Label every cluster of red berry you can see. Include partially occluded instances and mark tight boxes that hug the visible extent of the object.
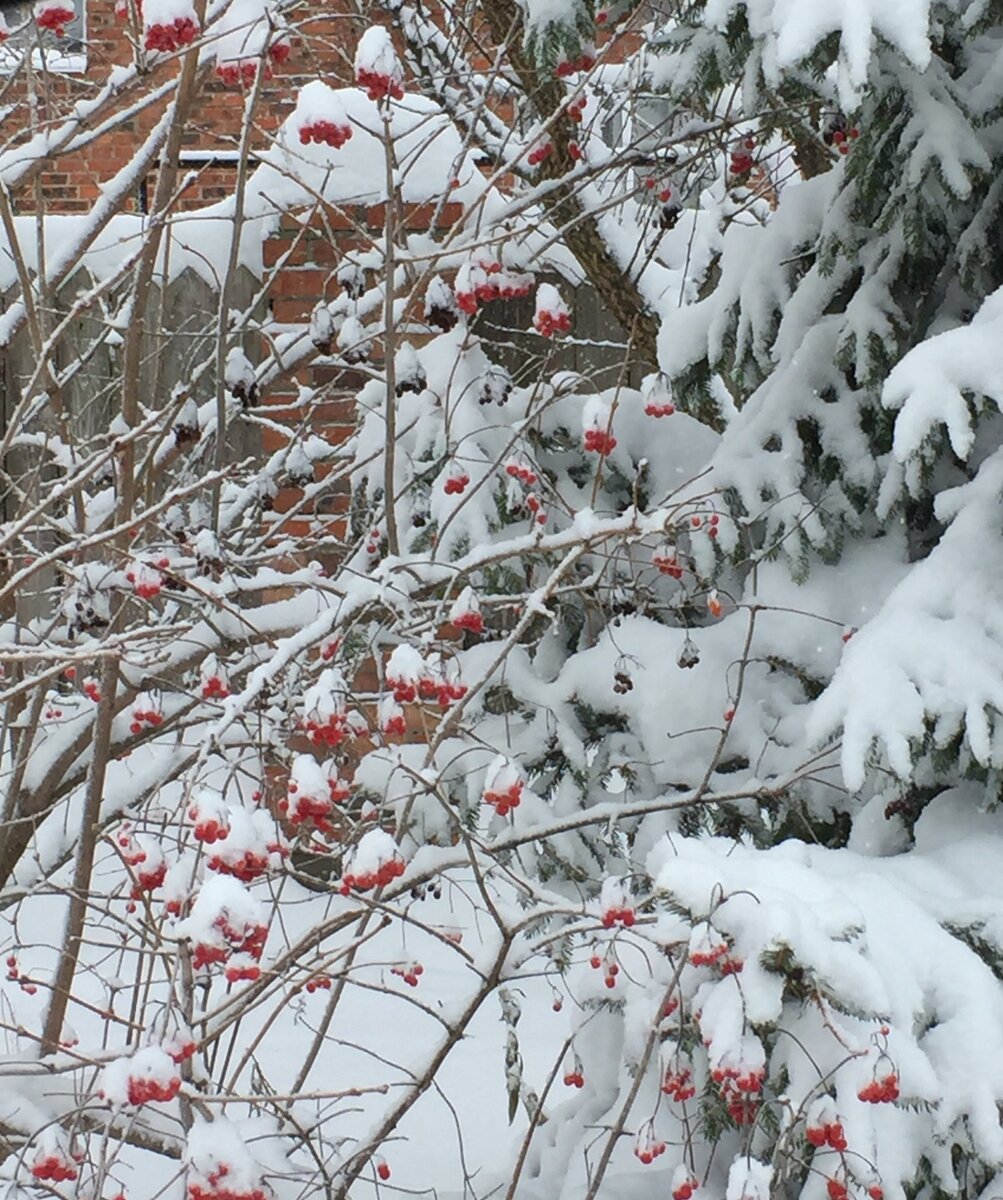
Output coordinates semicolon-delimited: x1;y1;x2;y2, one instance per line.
858;1072;899;1102
391;961;424;987
126;1072;181;1106
132;859;167;896
201;674;230;700
455;287;478;317
82;675;102;702
527;141;554;167
281;777;348;836
600;904;635;929
730;135;757;179
130;703;163;736
166;1036;196;1063
207;845;279;884
643;178;674;203
188;1184;268;1200
831;127;860;154
568;141;584;161
5;953;38;995
298;119;353;148
483;778;523;817
455;266;533;318
119;833;167;896
533;307;572;338
365;527;382;556
302;710;350;748
712;1063;763;1125
671;1171;695;1200
555;49;596;77
583;428;617;456
505;460;538;486
807;1118;847;1151
127;560;168;599
443;469;470;495
633;1136;668;1165
388;673;467;708
652;548;684;578
357;66;403;101
340;854;406;894
31;1154;79;1182
376;1160;392;1182
526;493;548;525
672;1172;698;1197
216;60;264;87
588;952;620;989
192;914;267;974
689;512;721;540
144;16;198;52
690;940;742;974
189;1165;268;1200
380;705;407;736
563;1070;585;1087
304;973;333;993
828;1179;881;1200
190;806;227;844
225;959;261;983
567;95;588;123
661;1065;696;1102
35;3;75;35
689;937;729;968
452;609;484;635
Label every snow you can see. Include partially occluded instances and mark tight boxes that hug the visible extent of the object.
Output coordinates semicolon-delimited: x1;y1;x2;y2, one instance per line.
354;25;403;89
809;450;1003;789
703;0;933;104
885;285;1003;461
9;5;1003;1200
0;212;256;295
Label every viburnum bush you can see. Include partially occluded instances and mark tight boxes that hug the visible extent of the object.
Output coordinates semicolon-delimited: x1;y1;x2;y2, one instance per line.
3;1;1003;1199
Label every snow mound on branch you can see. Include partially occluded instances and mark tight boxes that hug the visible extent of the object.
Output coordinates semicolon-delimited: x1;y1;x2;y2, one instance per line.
702;0;933;104
0;213;254;294
648;816;1003;1173
885;285;1003;462
240;86;483;214
809;449;1003;790
187;1114;267;1200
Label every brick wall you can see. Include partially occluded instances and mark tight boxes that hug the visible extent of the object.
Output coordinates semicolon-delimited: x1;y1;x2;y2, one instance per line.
261;201;464;542
7;0;365;212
